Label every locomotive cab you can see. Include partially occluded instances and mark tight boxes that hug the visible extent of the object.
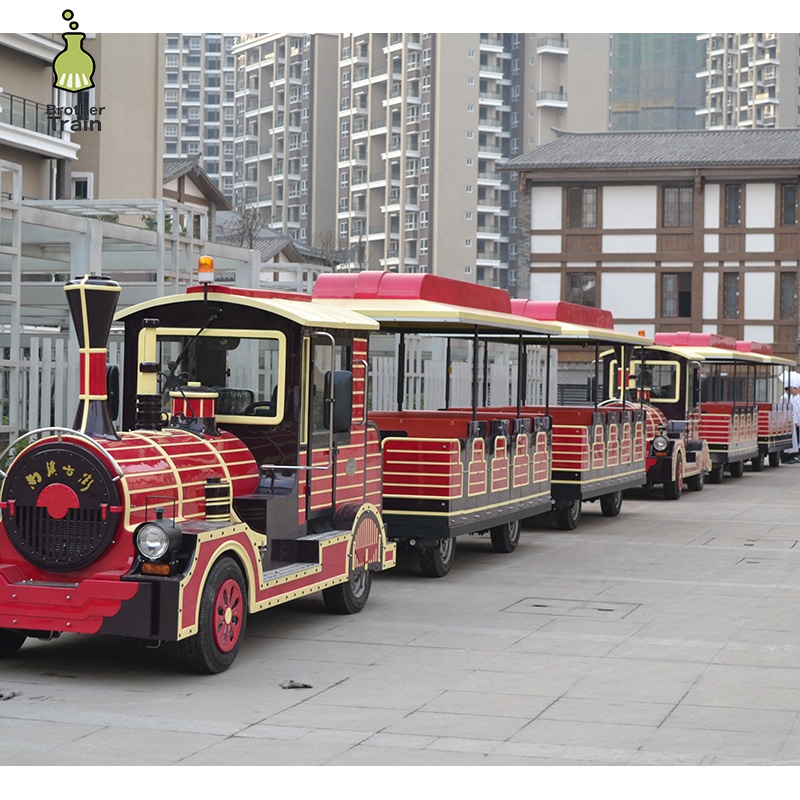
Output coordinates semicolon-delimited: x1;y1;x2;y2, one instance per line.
0;270;395;674
602;344;711;499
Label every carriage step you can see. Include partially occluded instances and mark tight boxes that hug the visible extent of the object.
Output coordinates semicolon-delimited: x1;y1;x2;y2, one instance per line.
262;562;317;582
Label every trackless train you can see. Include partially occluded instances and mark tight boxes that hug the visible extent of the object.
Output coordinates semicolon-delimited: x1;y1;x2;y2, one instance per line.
0;264;795;672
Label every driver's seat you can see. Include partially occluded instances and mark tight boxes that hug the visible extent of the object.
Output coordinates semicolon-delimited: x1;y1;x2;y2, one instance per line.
214;387;255;415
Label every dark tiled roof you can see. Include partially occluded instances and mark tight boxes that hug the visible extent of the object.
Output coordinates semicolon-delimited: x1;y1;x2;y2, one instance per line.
162;155;231;210
505;129;800;170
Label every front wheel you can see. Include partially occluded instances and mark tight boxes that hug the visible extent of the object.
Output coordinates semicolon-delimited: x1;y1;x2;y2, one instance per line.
599;490;623;517
751;455;764;472
490;519;521;553
729;460;744;478
418;537;456;578
555;499;582;531
769;451;781;468
179;557;247;674
323;567;372;614
708;463;724;484
0;629;26;658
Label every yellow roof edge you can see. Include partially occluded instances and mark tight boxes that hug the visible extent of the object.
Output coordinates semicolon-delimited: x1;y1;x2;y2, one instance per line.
114;292;379;330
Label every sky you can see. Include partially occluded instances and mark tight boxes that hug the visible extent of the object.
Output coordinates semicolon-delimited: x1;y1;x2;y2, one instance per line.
4;0;782;34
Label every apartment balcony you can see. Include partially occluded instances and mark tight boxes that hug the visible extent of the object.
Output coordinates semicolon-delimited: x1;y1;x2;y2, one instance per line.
478;171;502;185
536;90;567;108
754;91;777;105
478;115;503;130
537;37;569;54
0;91;80;160
480;35;504;49
478;64;505;78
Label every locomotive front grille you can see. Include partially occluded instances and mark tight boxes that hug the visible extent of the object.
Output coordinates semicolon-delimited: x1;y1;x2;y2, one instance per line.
13;504;112;569
1;440;122;573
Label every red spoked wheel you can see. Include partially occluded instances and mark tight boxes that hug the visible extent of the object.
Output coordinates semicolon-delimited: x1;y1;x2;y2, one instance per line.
212;577;244;653
180;557;248;674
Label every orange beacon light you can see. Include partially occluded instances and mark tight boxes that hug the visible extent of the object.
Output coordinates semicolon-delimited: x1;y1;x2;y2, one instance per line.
198;255;215;283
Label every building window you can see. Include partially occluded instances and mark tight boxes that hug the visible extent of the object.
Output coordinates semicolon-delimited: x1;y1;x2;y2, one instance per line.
780;271;797;318
661;272;692;317
567;187;598;229
724;185;741;227
566;272;596;307
782;185;798;226
723;272;740;317
663;187;693;227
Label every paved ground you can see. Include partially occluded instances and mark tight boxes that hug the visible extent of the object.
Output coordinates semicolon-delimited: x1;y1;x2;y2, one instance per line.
2;462;800;767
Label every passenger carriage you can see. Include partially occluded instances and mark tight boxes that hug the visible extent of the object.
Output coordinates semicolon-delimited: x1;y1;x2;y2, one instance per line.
508;300;650;530
651;332;762;484
313;271;560;577
733;341;794;470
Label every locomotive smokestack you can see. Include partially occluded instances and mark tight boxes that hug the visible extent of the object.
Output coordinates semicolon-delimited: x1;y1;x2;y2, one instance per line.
65;273;121;439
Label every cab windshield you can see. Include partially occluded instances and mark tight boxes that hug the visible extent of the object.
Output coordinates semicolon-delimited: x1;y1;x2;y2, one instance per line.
154;328;285;422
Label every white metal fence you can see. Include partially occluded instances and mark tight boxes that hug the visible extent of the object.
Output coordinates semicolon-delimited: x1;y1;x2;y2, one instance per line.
0;332;124;449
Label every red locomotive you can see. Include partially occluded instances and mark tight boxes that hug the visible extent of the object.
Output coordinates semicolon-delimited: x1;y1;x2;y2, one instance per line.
0;268;395;672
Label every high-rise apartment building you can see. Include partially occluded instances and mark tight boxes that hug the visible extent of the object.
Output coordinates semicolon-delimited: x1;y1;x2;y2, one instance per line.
231;33;339;248
336;33;524;286
696;33;800;129
610;33;702;131
164;33;237;201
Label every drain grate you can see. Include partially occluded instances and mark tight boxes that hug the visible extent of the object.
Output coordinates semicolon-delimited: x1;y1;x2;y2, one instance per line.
504;597;640;620
701;536;798;549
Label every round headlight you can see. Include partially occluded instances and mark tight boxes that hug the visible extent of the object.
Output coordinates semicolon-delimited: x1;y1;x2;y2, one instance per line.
136;523;170;560
652;435;669;453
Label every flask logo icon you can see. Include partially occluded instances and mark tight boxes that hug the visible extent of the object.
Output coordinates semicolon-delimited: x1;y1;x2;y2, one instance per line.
53;9;96;92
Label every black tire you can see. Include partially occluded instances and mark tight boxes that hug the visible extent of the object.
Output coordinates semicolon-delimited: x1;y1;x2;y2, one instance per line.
769;451;781;468
418;537;456;578
663;456;684;500
708;463;724;484
555;499;582;531
751;455;764;472
729;460;744;478
323;567;372;614
686;468;705;492
599;490;623;518
179;557;247;675
490;519;521;553
0;629;26;657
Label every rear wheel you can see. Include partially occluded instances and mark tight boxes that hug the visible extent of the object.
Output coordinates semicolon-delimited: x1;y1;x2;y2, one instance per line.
555;499;582;531
490;519;521;553
664;456;683;500
729;460;744;478
769;451;781;468
418;537;456;578
179;557;247;674
323;567;372;614
599;490;623;518
0;630;26;658
686;467;705;492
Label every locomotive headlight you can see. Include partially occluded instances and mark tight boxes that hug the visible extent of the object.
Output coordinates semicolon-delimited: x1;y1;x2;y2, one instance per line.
136;523;171;560
134;511;183;563
652;435;669;453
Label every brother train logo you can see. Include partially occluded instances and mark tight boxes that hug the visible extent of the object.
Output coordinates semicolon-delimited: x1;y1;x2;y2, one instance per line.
48;9;103;133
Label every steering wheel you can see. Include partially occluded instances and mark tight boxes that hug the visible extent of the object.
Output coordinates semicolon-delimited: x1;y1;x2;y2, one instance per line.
243;401;275;416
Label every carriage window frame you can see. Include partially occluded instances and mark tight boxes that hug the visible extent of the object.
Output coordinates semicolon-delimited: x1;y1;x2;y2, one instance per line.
626;359;682;404
140;326;287;425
